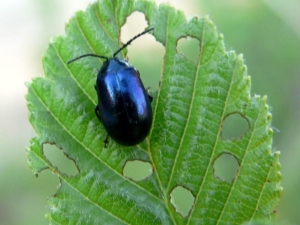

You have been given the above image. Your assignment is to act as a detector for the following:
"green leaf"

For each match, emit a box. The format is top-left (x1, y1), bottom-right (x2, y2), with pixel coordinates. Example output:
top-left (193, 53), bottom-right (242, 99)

top-left (26, 0), bottom-right (282, 224)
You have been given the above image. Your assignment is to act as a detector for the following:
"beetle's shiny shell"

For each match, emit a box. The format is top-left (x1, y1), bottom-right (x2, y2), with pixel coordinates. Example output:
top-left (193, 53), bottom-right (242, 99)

top-left (95, 58), bottom-right (152, 146)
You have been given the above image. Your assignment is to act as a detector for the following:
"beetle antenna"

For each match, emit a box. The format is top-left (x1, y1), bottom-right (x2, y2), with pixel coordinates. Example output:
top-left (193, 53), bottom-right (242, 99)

top-left (67, 54), bottom-right (108, 64)
top-left (113, 28), bottom-right (154, 58)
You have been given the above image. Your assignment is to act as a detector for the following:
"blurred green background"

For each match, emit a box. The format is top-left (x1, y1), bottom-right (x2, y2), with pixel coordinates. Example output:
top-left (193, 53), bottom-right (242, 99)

top-left (1, 0), bottom-right (299, 224)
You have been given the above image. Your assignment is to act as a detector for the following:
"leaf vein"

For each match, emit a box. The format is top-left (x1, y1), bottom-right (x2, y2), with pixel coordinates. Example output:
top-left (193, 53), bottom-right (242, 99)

top-left (30, 79), bottom-right (164, 205)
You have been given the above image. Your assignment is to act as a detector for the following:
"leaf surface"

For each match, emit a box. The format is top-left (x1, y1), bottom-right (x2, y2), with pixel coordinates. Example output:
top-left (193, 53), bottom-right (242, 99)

top-left (26, 0), bottom-right (281, 224)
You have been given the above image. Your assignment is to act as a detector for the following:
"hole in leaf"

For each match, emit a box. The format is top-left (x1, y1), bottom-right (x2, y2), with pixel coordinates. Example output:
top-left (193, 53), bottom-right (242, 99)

top-left (177, 37), bottom-right (200, 64)
top-left (213, 153), bottom-right (239, 183)
top-left (123, 160), bottom-right (153, 181)
top-left (120, 11), bottom-right (148, 44)
top-left (170, 186), bottom-right (195, 217)
top-left (120, 11), bottom-right (164, 91)
top-left (43, 144), bottom-right (79, 176)
top-left (221, 112), bottom-right (249, 140)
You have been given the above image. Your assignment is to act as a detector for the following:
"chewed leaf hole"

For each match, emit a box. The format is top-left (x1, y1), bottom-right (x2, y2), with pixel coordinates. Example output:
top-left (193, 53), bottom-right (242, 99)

top-left (123, 160), bottom-right (153, 181)
top-left (170, 186), bottom-right (195, 217)
top-left (43, 144), bottom-right (79, 176)
top-left (177, 37), bottom-right (200, 64)
top-left (121, 11), bottom-right (148, 44)
top-left (120, 11), bottom-right (164, 91)
top-left (221, 113), bottom-right (249, 140)
top-left (213, 153), bottom-right (239, 183)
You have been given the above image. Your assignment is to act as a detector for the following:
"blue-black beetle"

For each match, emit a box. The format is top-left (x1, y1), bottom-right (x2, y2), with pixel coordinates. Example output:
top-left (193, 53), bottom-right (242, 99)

top-left (67, 28), bottom-right (154, 147)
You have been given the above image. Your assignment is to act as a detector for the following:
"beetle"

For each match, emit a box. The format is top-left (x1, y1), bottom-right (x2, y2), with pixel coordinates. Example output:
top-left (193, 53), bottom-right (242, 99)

top-left (67, 28), bottom-right (154, 147)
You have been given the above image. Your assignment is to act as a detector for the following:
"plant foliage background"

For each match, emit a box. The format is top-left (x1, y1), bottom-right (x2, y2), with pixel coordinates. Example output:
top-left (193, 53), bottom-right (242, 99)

top-left (1, 0), bottom-right (299, 225)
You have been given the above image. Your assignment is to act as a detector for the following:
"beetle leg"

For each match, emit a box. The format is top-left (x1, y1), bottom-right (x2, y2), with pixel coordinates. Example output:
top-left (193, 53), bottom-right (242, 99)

top-left (95, 105), bottom-right (108, 148)
top-left (94, 106), bottom-right (109, 147)
top-left (146, 87), bottom-right (153, 103)
top-left (104, 133), bottom-right (109, 148)
top-left (148, 94), bottom-right (153, 103)
top-left (94, 105), bottom-right (102, 122)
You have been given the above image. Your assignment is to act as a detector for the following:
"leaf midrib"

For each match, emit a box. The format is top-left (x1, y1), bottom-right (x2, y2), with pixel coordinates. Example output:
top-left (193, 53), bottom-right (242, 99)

top-left (147, 8), bottom-right (178, 225)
